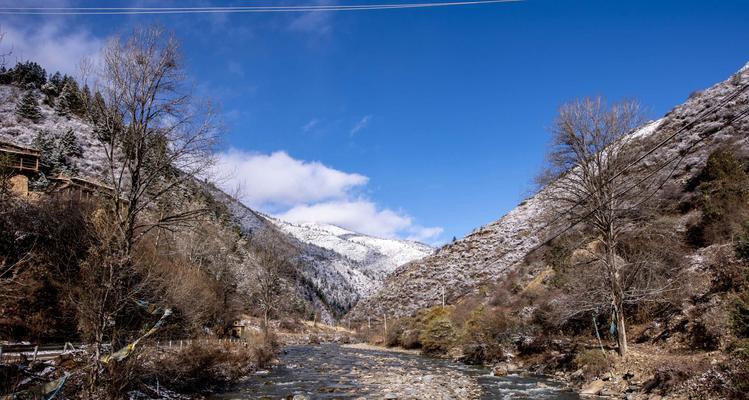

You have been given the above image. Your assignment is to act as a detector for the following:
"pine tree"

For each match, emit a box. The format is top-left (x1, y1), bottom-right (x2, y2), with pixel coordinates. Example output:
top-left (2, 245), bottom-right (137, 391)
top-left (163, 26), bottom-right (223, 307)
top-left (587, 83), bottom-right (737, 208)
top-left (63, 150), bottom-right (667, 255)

top-left (60, 128), bottom-right (82, 159)
top-left (40, 82), bottom-right (58, 106)
top-left (32, 129), bottom-right (80, 174)
top-left (15, 90), bottom-right (42, 121)
top-left (56, 77), bottom-right (85, 117)
top-left (9, 61), bottom-right (46, 88)
top-left (49, 71), bottom-right (63, 90)
top-left (81, 84), bottom-right (91, 111)
top-left (33, 130), bottom-right (56, 165)
top-left (89, 91), bottom-right (121, 143)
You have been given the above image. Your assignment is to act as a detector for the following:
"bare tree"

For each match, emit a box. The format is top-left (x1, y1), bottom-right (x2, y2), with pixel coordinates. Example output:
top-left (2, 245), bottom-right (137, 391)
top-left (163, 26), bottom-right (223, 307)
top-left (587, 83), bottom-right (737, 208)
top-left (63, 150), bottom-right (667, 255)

top-left (90, 24), bottom-right (220, 254)
top-left (247, 234), bottom-right (296, 337)
top-left (0, 27), bottom-right (12, 68)
top-left (70, 25), bottom-right (220, 390)
top-left (541, 97), bottom-right (646, 356)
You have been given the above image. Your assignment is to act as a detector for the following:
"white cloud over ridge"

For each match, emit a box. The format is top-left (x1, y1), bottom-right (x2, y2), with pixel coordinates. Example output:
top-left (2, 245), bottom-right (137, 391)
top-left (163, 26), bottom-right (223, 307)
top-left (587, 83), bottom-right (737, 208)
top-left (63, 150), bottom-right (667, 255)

top-left (1, 21), bottom-right (103, 78)
top-left (213, 149), bottom-right (443, 243)
top-left (215, 149), bottom-right (367, 208)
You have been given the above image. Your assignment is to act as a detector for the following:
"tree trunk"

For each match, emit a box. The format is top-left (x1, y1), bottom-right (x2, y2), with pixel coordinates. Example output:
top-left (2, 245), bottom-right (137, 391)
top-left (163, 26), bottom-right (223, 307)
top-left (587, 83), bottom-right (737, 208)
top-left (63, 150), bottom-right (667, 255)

top-left (612, 281), bottom-right (628, 356)
top-left (606, 236), bottom-right (628, 356)
top-left (263, 309), bottom-right (269, 337)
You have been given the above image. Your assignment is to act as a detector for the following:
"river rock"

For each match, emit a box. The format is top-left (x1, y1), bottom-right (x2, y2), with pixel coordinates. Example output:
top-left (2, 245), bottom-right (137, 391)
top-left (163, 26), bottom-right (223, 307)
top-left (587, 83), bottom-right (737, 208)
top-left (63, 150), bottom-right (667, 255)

top-left (492, 362), bottom-right (518, 376)
top-left (580, 379), bottom-right (606, 395)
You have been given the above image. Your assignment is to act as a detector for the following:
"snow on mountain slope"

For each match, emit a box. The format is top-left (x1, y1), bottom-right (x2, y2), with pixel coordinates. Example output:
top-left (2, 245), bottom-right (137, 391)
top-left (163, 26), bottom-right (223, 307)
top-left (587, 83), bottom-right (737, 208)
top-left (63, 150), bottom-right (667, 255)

top-left (269, 218), bottom-right (433, 305)
top-left (271, 219), bottom-right (432, 279)
top-left (347, 62), bottom-right (749, 321)
top-left (0, 85), bottom-right (109, 179)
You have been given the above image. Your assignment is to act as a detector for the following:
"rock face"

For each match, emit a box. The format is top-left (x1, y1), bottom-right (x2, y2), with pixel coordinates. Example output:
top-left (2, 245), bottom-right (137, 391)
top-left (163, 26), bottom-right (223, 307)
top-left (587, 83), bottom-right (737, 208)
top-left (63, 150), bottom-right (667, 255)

top-left (347, 61), bottom-right (749, 320)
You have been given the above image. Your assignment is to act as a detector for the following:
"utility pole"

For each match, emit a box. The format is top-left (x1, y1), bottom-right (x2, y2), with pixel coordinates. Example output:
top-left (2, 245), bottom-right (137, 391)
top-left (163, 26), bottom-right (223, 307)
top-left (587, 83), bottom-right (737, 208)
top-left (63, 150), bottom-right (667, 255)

top-left (383, 314), bottom-right (388, 336)
top-left (441, 285), bottom-right (446, 307)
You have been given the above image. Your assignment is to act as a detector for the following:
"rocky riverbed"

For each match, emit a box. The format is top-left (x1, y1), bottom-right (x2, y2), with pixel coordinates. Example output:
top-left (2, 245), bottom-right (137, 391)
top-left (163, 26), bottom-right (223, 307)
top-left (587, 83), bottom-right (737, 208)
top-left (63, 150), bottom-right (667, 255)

top-left (210, 344), bottom-right (578, 399)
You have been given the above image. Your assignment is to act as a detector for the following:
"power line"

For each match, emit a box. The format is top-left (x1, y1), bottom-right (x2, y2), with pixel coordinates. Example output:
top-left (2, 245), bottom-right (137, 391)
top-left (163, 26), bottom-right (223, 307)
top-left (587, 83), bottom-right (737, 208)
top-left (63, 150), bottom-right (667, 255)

top-left (0, 1), bottom-right (522, 15)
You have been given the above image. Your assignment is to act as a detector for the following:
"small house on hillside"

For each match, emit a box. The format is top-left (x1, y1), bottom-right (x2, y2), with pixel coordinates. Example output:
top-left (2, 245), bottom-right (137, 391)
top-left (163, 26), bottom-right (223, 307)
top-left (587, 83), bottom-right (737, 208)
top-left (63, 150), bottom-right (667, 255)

top-left (0, 141), bottom-right (40, 196)
top-left (1, 140), bottom-right (122, 203)
top-left (48, 175), bottom-right (119, 203)
top-left (230, 320), bottom-right (246, 338)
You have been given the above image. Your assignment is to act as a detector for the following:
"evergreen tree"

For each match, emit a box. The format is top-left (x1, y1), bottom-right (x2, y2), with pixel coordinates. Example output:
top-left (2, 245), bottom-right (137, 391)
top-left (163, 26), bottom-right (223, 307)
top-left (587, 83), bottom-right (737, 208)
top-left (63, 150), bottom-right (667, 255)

top-left (28, 172), bottom-right (51, 191)
top-left (56, 79), bottom-right (85, 117)
top-left (0, 66), bottom-right (10, 85)
top-left (60, 128), bottom-right (83, 159)
top-left (32, 129), bottom-right (80, 174)
top-left (40, 82), bottom-right (58, 106)
top-left (49, 71), bottom-right (63, 90)
top-left (15, 90), bottom-right (42, 121)
top-left (89, 91), bottom-right (121, 143)
top-left (9, 61), bottom-right (46, 88)
top-left (81, 84), bottom-right (91, 111)
top-left (32, 130), bottom-right (56, 165)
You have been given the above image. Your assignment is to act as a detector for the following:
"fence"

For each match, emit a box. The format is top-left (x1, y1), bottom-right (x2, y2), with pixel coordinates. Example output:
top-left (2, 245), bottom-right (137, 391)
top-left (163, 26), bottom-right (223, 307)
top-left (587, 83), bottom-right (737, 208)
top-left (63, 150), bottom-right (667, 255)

top-left (0, 342), bottom-right (81, 363)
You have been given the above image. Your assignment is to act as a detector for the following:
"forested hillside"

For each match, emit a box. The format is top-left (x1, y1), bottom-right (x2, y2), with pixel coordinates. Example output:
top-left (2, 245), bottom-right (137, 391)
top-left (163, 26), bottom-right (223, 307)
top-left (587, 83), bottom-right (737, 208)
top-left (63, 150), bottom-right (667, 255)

top-left (0, 66), bottom-right (430, 327)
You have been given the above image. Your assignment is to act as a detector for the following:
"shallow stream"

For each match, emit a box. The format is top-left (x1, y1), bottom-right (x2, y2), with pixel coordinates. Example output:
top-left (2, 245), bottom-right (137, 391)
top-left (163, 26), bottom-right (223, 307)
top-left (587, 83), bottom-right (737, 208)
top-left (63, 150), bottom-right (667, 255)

top-left (211, 344), bottom-right (579, 399)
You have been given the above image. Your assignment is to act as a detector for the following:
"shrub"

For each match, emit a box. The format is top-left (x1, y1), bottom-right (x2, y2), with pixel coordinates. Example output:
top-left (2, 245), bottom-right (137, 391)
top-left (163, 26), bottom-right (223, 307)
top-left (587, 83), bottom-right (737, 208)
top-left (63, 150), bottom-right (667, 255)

top-left (459, 306), bottom-right (518, 364)
top-left (690, 306), bottom-right (729, 351)
top-left (733, 291), bottom-right (749, 338)
top-left (385, 318), bottom-right (407, 347)
top-left (401, 329), bottom-right (421, 349)
top-left (725, 339), bottom-right (749, 399)
top-left (250, 334), bottom-right (278, 368)
top-left (692, 148), bottom-right (749, 246)
top-left (711, 244), bottom-right (748, 292)
top-left (279, 318), bottom-right (303, 332)
top-left (735, 224), bottom-right (749, 262)
top-left (418, 307), bottom-right (457, 356)
top-left (140, 340), bottom-right (257, 393)
top-left (572, 349), bottom-right (611, 379)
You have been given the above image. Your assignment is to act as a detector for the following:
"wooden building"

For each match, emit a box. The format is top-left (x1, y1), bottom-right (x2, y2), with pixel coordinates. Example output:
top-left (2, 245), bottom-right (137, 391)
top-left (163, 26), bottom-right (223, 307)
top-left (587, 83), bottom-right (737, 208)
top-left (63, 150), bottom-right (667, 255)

top-left (230, 320), bottom-right (246, 338)
top-left (0, 141), bottom-right (40, 197)
top-left (48, 175), bottom-right (118, 202)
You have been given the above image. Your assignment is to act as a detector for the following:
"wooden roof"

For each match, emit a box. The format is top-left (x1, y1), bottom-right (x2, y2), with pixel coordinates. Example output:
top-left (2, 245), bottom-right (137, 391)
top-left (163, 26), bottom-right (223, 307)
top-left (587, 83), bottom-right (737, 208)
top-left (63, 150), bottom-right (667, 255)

top-left (0, 140), bottom-right (41, 157)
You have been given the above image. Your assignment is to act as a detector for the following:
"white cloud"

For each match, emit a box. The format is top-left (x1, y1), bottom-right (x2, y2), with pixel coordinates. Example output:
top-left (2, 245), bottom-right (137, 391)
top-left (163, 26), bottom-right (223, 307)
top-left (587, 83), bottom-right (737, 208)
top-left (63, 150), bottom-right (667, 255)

top-left (213, 149), bottom-right (443, 242)
top-left (350, 115), bottom-right (372, 136)
top-left (1, 21), bottom-right (104, 78)
top-left (213, 149), bottom-right (368, 208)
top-left (406, 226), bottom-right (445, 243)
top-left (302, 118), bottom-right (320, 132)
top-left (279, 200), bottom-right (411, 239)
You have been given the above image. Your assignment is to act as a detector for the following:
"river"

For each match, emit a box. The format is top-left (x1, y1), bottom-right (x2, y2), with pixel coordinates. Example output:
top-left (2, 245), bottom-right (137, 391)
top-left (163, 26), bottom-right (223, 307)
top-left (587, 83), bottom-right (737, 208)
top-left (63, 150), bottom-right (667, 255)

top-left (211, 344), bottom-right (579, 399)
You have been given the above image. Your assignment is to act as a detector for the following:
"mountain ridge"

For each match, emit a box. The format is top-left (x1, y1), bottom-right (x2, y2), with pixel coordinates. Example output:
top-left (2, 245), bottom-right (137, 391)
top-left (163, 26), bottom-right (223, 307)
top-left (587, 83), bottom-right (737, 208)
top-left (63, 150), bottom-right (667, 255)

top-left (347, 62), bottom-right (749, 321)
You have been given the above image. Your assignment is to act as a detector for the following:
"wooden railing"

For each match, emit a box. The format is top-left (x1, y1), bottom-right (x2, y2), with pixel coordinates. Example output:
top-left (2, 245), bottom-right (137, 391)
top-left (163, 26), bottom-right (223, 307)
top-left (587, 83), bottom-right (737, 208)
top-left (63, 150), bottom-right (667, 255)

top-left (2, 156), bottom-right (39, 172)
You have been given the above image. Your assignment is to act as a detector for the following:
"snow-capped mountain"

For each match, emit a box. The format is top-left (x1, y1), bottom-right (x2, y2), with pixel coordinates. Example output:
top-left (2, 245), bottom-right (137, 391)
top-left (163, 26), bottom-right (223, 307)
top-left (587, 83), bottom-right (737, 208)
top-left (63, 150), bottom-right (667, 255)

top-left (347, 61), bottom-right (749, 321)
top-left (270, 218), bottom-right (432, 293)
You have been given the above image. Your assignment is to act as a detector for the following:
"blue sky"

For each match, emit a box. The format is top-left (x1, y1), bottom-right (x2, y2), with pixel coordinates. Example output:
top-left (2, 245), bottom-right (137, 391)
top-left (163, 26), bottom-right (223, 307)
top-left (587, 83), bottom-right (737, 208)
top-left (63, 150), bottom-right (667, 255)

top-left (3, 0), bottom-right (749, 244)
